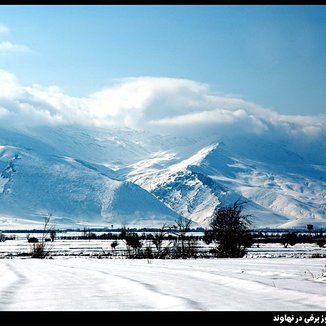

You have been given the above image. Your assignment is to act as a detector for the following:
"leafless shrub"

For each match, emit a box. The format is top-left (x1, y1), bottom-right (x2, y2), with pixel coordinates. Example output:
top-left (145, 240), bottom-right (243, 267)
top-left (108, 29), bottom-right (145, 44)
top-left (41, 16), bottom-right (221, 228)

top-left (30, 213), bottom-right (55, 258)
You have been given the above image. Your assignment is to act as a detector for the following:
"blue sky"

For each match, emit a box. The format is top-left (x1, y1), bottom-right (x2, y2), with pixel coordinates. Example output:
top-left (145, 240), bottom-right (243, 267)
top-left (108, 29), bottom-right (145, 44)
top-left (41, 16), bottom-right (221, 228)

top-left (0, 5), bottom-right (325, 116)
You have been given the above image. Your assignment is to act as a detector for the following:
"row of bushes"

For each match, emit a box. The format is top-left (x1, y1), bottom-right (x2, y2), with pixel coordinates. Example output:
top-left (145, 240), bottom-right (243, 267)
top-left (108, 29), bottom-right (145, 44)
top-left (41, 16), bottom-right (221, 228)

top-left (17, 202), bottom-right (326, 258)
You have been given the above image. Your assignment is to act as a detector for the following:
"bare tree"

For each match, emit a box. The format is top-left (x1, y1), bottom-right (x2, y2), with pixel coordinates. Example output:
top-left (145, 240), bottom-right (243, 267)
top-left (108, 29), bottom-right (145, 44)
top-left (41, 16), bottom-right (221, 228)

top-left (110, 240), bottom-right (119, 255)
top-left (125, 232), bottom-right (142, 257)
top-left (31, 213), bottom-right (55, 258)
top-left (152, 224), bottom-right (173, 259)
top-left (171, 216), bottom-right (194, 258)
top-left (209, 200), bottom-right (253, 258)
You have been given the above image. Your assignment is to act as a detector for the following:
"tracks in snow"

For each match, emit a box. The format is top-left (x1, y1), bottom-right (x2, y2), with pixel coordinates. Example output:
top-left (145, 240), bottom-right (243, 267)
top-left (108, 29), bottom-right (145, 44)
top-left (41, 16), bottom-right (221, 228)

top-left (1, 258), bottom-right (326, 310)
top-left (0, 261), bottom-right (28, 309)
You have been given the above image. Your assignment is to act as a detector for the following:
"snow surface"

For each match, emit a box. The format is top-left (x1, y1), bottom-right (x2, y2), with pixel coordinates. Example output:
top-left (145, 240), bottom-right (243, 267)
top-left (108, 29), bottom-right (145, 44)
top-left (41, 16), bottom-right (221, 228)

top-left (0, 127), bottom-right (180, 228)
top-left (0, 125), bottom-right (325, 228)
top-left (0, 257), bottom-right (325, 311)
top-left (134, 142), bottom-right (325, 228)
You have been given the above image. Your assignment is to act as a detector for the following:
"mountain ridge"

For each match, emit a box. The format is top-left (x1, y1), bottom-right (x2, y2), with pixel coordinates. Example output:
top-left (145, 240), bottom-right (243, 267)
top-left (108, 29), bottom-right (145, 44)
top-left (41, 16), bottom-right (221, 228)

top-left (0, 125), bottom-right (325, 229)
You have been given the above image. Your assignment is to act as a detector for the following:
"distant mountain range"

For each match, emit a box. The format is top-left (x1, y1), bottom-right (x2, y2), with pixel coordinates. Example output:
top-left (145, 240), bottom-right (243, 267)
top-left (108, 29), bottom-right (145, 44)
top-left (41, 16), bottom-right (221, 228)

top-left (0, 124), bottom-right (325, 229)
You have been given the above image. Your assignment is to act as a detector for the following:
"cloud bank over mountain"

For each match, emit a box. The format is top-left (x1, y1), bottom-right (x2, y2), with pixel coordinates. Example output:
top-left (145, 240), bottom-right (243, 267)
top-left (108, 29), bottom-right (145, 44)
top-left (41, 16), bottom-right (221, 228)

top-left (0, 69), bottom-right (325, 143)
top-left (0, 69), bottom-right (325, 228)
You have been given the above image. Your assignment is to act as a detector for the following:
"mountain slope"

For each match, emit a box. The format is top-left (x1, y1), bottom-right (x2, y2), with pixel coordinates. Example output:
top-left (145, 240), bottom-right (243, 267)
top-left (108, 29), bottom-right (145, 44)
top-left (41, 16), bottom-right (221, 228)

top-left (0, 125), bottom-right (325, 229)
top-left (0, 128), bottom-right (181, 228)
top-left (127, 141), bottom-right (326, 228)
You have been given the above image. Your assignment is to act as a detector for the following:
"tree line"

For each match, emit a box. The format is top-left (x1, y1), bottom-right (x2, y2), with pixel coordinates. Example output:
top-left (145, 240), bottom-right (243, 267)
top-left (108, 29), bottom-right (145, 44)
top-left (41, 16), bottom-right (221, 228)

top-left (2, 201), bottom-right (325, 258)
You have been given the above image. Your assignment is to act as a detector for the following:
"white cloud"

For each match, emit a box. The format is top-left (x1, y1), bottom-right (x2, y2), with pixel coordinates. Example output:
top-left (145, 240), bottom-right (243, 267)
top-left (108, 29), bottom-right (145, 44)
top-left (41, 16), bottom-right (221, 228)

top-left (0, 70), bottom-right (324, 146)
top-left (0, 24), bottom-right (9, 34)
top-left (0, 69), bottom-right (24, 99)
top-left (0, 41), bottom-right (31, 54)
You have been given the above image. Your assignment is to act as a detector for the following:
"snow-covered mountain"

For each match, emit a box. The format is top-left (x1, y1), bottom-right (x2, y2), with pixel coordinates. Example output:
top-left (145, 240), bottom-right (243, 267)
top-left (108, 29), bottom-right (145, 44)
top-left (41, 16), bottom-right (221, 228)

top-left (128, 140), bottom-right (326, 228)
top-left (0, 124), bottom-right (325, 229)
top-left (0, 127), bottom-right (181, 229)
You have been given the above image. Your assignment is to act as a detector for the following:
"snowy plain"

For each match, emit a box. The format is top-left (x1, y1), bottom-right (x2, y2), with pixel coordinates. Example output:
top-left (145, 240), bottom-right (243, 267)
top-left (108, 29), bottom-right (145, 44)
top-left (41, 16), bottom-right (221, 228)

top-left (0, 256), bottom-right (325, 311)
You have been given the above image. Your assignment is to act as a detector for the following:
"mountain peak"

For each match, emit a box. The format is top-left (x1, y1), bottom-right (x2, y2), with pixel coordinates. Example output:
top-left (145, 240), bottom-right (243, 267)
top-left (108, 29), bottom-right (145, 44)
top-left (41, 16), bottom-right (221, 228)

top-left (0, 126), bottom-right (325, 229)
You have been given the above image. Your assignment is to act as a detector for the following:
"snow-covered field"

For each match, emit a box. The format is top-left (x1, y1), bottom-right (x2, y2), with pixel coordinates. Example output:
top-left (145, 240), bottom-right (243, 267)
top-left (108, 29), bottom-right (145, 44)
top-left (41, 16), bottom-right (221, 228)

top-left (1, 237), bottom-right (326, 258)
top-left (0, 257), bottom-right (325, 311)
